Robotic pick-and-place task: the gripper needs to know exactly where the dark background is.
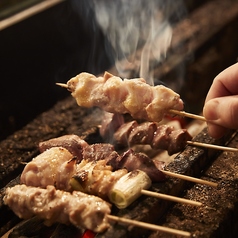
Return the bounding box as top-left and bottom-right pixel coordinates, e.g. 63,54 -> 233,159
0,0 -> 113,140
0,0 -> 210,141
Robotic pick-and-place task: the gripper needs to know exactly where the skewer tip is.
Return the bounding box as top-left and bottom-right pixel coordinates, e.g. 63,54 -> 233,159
56,82 -> 68,89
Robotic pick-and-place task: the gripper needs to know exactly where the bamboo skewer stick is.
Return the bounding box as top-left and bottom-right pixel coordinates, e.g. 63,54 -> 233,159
2,215 -> 191,238
0,0 -> 64,31
107,214 -> 191,237
169,109 -> 206,121
187,140 -> 238,152
141,189 -> 202,206
56,82 -> 68,88
162,170 -> 217,187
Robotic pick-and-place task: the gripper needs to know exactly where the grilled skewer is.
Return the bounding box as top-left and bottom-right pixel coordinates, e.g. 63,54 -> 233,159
20,147 -> 202,208
37,135 -> 218,187
56,71 -> 184,122
4,184 -> 191,237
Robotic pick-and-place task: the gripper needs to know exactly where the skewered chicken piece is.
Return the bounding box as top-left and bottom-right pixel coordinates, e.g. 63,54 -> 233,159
20,147 -> 76,191
3,184 -> 111,233
3,184 -> 192,237
70,157 -> 202,209
71,159 -> 128,200
70,159 -> 152,208
61,71 -> 184,122
39,134 -> 88,163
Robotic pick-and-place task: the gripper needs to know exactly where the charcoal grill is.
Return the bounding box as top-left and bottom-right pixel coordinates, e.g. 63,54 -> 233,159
1,0 -> 238,237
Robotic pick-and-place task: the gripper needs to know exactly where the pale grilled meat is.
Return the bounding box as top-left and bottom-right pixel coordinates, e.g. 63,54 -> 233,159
4,184 -> 111,233
39,134 -> 88,163
67,71 -> 184,122
20,147 -> 76,191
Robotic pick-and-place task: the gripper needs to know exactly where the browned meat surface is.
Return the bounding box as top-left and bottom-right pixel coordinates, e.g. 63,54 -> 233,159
78,143 -> 166,182
113,120 -> 138,147
82,143 -> 116,162
39,134 -> 88,162
129,122 -> 157,146
167,129 -> 192,156
67,72 -> 184,122
151,125 -> 173,150
3,184 -> 111,233
20,147 -> 76,191
112,121 -> 192,155
118,149 -> 166,182
21,141 -> 167,201
73,160 -> 128,199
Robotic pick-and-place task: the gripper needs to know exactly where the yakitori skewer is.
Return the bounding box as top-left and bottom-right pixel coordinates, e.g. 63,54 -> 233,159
5,184 -> 192,237
107,215 -> 191,237
56,71 -> 186,123
106,169 -> 202,208
56,82 -> 205,122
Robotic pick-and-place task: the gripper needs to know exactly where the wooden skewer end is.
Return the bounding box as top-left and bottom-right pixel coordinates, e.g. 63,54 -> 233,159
56,82 -> 68,89
141,189 -> 202,206
107,214 -> 191,237
169,109 -> 206,121
162,170 -> 218,188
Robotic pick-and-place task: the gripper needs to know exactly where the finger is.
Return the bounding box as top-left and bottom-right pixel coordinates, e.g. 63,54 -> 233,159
206,123 -> 228,139
205,63 -> 238,103
203,96 -> 238,132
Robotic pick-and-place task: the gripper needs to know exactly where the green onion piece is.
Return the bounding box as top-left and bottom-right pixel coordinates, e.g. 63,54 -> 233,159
69,177 -> 86,192
109,170 -> 151,209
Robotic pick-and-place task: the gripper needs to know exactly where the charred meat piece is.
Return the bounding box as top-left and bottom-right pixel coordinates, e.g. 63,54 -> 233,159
39,134 -> 88,163
167,129 -> 192,155
71,159 -> 128,199
113,120 -> 138,147
78,143 -> 167,182
4,184 -> 111,233
129,122 -> 157,146
82,143 -> 115,162
66,71 -> 184,122
20,147 -> 76,191
80,143 -> 166,182
151,125 -> 173,150
111,121 -> 192,155
118,149 -> 166,182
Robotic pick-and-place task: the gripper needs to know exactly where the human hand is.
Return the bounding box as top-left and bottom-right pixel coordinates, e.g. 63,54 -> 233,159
203,62 -> 238,138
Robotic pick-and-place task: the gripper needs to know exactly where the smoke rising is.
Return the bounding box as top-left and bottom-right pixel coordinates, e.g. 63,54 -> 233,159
92,0 -> 187,85
72,0 -> 187,87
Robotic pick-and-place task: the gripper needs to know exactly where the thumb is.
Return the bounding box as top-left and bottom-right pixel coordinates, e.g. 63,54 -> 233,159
203,96 -> 238,129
